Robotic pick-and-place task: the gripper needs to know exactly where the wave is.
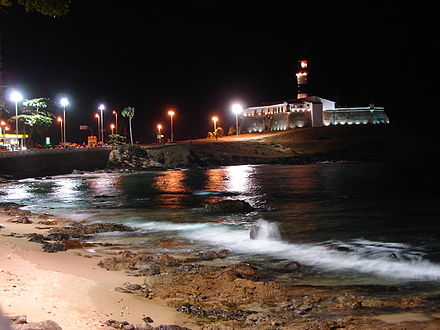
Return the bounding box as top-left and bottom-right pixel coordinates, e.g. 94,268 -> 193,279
128,220 -> 440,281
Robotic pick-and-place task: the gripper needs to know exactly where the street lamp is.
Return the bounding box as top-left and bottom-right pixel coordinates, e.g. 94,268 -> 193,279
95,113 -> 100,142
157,124 -> 162,143
112,110 -> 118,134
57,117 -> 63,144
98,104 -> 105,143
110,123 -> 115,135
0,120 -> 5,135
231,103 -> 243,136
168,110 -> 175,142
10,91 -> 23,148
60,97 -> 69,143
212,116 -> 218,132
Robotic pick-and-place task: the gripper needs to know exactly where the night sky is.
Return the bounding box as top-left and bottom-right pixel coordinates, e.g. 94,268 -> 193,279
1,2 -> 439,143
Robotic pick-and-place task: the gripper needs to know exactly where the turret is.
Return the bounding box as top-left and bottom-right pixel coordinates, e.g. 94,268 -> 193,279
295,60 -> 309,99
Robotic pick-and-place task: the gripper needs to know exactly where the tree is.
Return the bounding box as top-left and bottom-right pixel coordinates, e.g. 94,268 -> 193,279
215,126 -> 224,138
16,97 -> 54,144
0,0 -> 71,17
121,106 -> 135,145
108,133 -> 125,145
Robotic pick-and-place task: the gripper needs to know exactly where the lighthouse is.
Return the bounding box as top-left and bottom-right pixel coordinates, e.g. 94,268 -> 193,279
295,60 -> 309,99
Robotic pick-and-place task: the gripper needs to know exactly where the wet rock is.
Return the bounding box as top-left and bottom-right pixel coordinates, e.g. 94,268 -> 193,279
37,220 -> 54,225
335,294 -> 362,309
61,239 -> 84,249
45,232 -> 72,241
361,298 -> 384,308
135,322 -> 153,330
280,261 -> 301,270
24,233 -> 47,243
98,256 -> 138,271
177,303 -> 207,318
244,312 -> 270,326
8,316 -> 62,330
132,261 -> 161,275
152,254 -> 181,266
42,242 -> 66,253
401,296 -> 427,308
186,249 -> 231,262
388,252 -> 399,260
224,264 -> 258,281
7,216 -> 33,224
49,222 -> 133,239
106,319 -> 131,329
115,286 -> 133,294
204,200 -> 254,213
142,317 -> 154,323
7,208 -> 32,217
124,282 -> 142,291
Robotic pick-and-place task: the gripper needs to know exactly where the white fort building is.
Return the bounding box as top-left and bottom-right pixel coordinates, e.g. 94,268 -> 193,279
240,60 -> 389,133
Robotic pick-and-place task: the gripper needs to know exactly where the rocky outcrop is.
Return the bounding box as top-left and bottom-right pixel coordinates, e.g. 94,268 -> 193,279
7,315 -> 62,330
20,222 -> 134,253
204,200 -> 254,214
48,222 -> 133,239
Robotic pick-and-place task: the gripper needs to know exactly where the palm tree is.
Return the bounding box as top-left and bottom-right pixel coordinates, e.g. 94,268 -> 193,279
121,106 -> 135,145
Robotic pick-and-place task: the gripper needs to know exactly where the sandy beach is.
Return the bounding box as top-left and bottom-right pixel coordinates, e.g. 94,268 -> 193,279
0,211 -> 197,330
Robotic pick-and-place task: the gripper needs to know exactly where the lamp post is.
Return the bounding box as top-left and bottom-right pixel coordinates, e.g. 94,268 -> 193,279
60,97 -> 69,143
231,103 -> 243,136
98,104 -> 105,143
110,124 -> 115,135
168,110 -> 175,142
57,117 -> 63,144
212,116 -> 218,132
10,91 -> 23,148
112,110 -> 118,134
157,124 -> 162,143
95,114 -> 100,142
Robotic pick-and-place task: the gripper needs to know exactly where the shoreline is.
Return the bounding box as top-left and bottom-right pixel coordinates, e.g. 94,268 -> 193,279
0,209 -> 197,330
1,191 -> 440,329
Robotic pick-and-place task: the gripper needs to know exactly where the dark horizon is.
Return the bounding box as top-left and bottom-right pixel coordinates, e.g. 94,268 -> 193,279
1,2 -> 439,143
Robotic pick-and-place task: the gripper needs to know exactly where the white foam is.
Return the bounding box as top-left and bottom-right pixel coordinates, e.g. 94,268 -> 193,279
130,220 -> 440,281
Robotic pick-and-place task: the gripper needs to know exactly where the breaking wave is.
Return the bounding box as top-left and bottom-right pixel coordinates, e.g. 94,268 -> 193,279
128,220 -> 440,281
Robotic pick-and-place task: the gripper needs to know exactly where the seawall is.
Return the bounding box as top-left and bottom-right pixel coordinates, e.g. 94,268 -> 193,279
0,147 -> 112,179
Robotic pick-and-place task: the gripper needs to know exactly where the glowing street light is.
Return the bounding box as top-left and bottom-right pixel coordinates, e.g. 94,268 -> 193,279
60,97 -> 69,143
112,110 -> 118,134
110,123 -> 115,135
212,116 -> 218,132
98,104 -> 105,143
9,91 -> 23,147
0,120 -> 6,134
157,124 -> 162,143
57,117 -> 63,144
231,103 -> 243,136
168,110 -> 175,142
95,113 -> 100,142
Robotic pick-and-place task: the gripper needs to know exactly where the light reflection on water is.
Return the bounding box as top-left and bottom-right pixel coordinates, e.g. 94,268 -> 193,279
2,163 -> 440,283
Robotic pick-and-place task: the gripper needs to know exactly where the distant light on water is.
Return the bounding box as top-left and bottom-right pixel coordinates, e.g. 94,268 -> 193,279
225,165 -> 253,193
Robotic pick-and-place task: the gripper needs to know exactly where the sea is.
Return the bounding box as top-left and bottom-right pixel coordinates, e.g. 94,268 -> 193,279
1,162 -> 440,291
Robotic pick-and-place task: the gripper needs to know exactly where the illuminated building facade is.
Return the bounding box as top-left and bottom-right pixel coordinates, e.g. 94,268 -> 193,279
240,60 -> 389,133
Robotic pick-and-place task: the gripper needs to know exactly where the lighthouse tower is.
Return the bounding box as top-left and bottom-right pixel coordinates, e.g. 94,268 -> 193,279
295,60 -> 309,99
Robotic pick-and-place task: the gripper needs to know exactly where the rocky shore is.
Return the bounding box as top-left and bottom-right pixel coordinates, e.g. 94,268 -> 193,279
2,202 -> 440,329
106,125 -> 440,172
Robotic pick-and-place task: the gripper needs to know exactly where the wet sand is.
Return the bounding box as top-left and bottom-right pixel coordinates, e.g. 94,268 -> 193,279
0,212 -> 197,330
